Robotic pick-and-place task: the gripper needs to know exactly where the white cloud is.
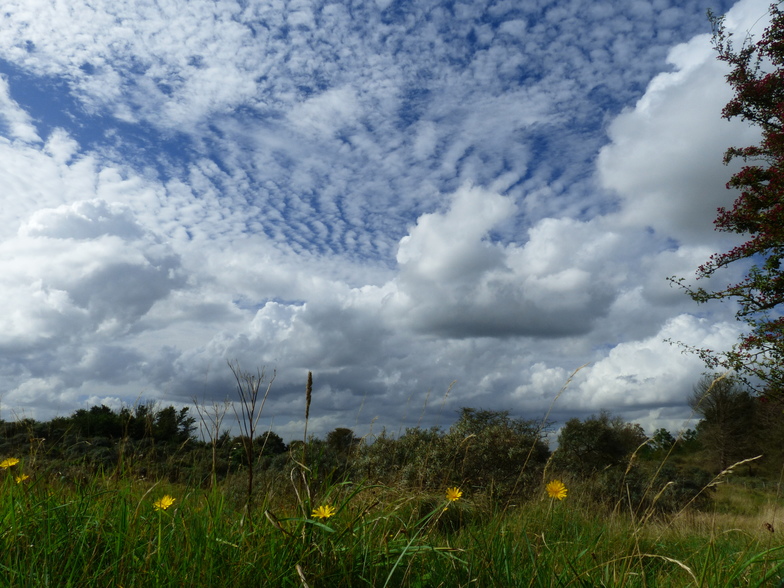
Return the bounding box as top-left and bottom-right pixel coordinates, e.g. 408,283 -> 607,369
396,184 -> 512,283
573,314 -> 744,417
0,199 -> 184,353
22,200 -> 145,240
0,75 -> 40,143
288,87 -> 362,138
598,0 -> 767,245
385,185 -> 632,338
44,128 -> 80,164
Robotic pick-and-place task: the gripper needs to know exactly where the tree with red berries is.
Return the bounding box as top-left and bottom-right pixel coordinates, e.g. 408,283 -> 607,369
678,5 -> 784,392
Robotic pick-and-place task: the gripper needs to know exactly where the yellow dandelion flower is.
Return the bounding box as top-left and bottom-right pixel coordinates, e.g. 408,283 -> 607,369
15,474 -> 29,484
446,487 -> 463,502
311,505 -> 336,519
0,458 -> 19,469
546,480 -> 568,501
153,495 -> 176,511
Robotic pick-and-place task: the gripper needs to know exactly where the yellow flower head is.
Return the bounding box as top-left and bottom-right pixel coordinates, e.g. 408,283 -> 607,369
153,495 -> 176,511
546,480 -> 568,501
446,487 -> 463,502
15,474 -> 29,484
311,505 -> 336,520
0,458 -> 19,469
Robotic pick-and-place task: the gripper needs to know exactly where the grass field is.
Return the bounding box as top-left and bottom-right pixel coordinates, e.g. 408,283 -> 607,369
1,456 -> 783,587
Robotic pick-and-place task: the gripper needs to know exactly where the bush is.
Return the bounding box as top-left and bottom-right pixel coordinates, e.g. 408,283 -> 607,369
356,409 -> 550,502
553,411 -> 647,477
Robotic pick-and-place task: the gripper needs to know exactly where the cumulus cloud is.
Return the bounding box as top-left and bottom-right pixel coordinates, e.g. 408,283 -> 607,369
22,200 -> 145,240
568,315 -> 745,433
0,199 -> 184,388
386,184 -> 645,338
598,0 -> 767,245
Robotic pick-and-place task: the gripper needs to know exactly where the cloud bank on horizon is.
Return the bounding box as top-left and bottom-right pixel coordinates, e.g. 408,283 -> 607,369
0,0 -> 769,440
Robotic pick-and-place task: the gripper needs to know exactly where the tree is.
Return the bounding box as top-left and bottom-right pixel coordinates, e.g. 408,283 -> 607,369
153,406 -> 179,442
676,6 -> 784,390
254,430 -> 287,456
175,407 -> 197,442
71,405 -> 123,439
689,374 -> 757,471
648,428 -> 676,454
445,408 -> 551,499
554,411 -> 647,477
326,427 -> 358,455
754,392 -> 784,470
153,406 -> 195,443
228,361 -> 275,515
127,402 -> 155,440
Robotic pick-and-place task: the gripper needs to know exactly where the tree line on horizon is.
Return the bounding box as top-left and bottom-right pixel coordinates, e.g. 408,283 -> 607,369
0,372 -> 777,514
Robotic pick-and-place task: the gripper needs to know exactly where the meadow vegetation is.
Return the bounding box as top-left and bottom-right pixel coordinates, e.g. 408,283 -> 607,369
0,371 -> 782,586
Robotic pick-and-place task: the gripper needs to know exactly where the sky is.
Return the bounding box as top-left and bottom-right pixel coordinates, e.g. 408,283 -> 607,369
0,0 -> 772,443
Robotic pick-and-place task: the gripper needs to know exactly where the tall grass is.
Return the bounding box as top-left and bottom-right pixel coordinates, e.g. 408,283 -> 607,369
0,452 -> 782,587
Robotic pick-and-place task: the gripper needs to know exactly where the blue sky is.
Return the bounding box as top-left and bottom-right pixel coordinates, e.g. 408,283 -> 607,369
0,0 -> 769,441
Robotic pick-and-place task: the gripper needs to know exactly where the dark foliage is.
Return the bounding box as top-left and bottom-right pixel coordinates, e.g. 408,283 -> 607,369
2,395 -> 780,515
356,408 -> 550,501
553,411 -> 647,477
689,374 -> 758,472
